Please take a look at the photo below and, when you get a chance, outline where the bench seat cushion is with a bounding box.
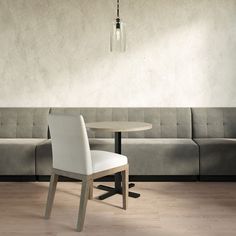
[125,139,199,175]
[194,138,236,175]
[35,140,52,175]
[0,139,46,175]
[36,138,199,176]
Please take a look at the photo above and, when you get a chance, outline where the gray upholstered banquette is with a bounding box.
[0,108,49,175]
[1,107,236,178]
[36,108,199,176]
[192,108,236,175]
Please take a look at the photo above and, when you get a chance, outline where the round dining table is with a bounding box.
[86,121,152,200]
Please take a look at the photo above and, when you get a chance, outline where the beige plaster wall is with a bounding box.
[0,0,235,107]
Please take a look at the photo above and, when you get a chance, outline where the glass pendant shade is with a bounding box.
[110,18,126,52]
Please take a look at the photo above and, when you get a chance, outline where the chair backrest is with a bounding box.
[48,114,92,175]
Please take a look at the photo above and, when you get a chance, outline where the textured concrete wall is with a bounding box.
[0,0,236,107]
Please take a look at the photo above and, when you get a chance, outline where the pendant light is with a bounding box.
[110,0,126,52]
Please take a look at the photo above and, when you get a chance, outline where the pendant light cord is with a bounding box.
[117,0,120,18]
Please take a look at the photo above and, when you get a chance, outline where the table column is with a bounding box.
[97,131,140,199]
[114,132,122,190]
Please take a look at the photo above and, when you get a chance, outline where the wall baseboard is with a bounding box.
[199,175,236,182]
[0,175,235,182]
[36,175,199,182]
[0,175,36,182]
[0,175,199,182]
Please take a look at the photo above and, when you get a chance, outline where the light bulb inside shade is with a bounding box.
[116,28,121,40]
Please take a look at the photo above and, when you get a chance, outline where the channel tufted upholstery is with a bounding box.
[0,108,49,175]
[192,108,236,176]
[192,108,236,138]
[0,108,50,138]
[36,107,197,176]
[5,107,236,178]
[51,108,192,138]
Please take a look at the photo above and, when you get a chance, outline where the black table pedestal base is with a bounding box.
[96,131,141,200]
[97,183,140,200]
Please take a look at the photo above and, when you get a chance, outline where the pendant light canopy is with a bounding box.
[110,0,126,52]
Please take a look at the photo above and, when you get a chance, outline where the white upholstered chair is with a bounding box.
[45,114,128,232]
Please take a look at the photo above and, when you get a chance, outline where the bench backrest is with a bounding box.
[192,108,236,138]
[51,108,192,138]
[0,108,49,138]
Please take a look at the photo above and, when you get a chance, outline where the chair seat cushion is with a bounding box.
[0,138,46,175]
[194,138,236,175]
[91,150,127,173]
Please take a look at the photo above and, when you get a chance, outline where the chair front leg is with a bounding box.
[77,177,91,232]
[45,172,59,219]
[121,165,129,210]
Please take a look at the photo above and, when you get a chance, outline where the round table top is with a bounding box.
[86,121,152,132]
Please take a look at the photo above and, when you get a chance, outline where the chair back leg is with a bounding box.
[89,180,93,200]
[121,165,129,210]
[77,177,91,232]
[45,173,59,219]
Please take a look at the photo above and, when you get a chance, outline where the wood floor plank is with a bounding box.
[0,182,236,235]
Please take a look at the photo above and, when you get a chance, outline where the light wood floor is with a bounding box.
[1,182,236,236]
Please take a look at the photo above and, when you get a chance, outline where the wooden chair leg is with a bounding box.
[89,180,93,200]
[45,172,58,219]
[77,178,90,232]
[121,166,128,210]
